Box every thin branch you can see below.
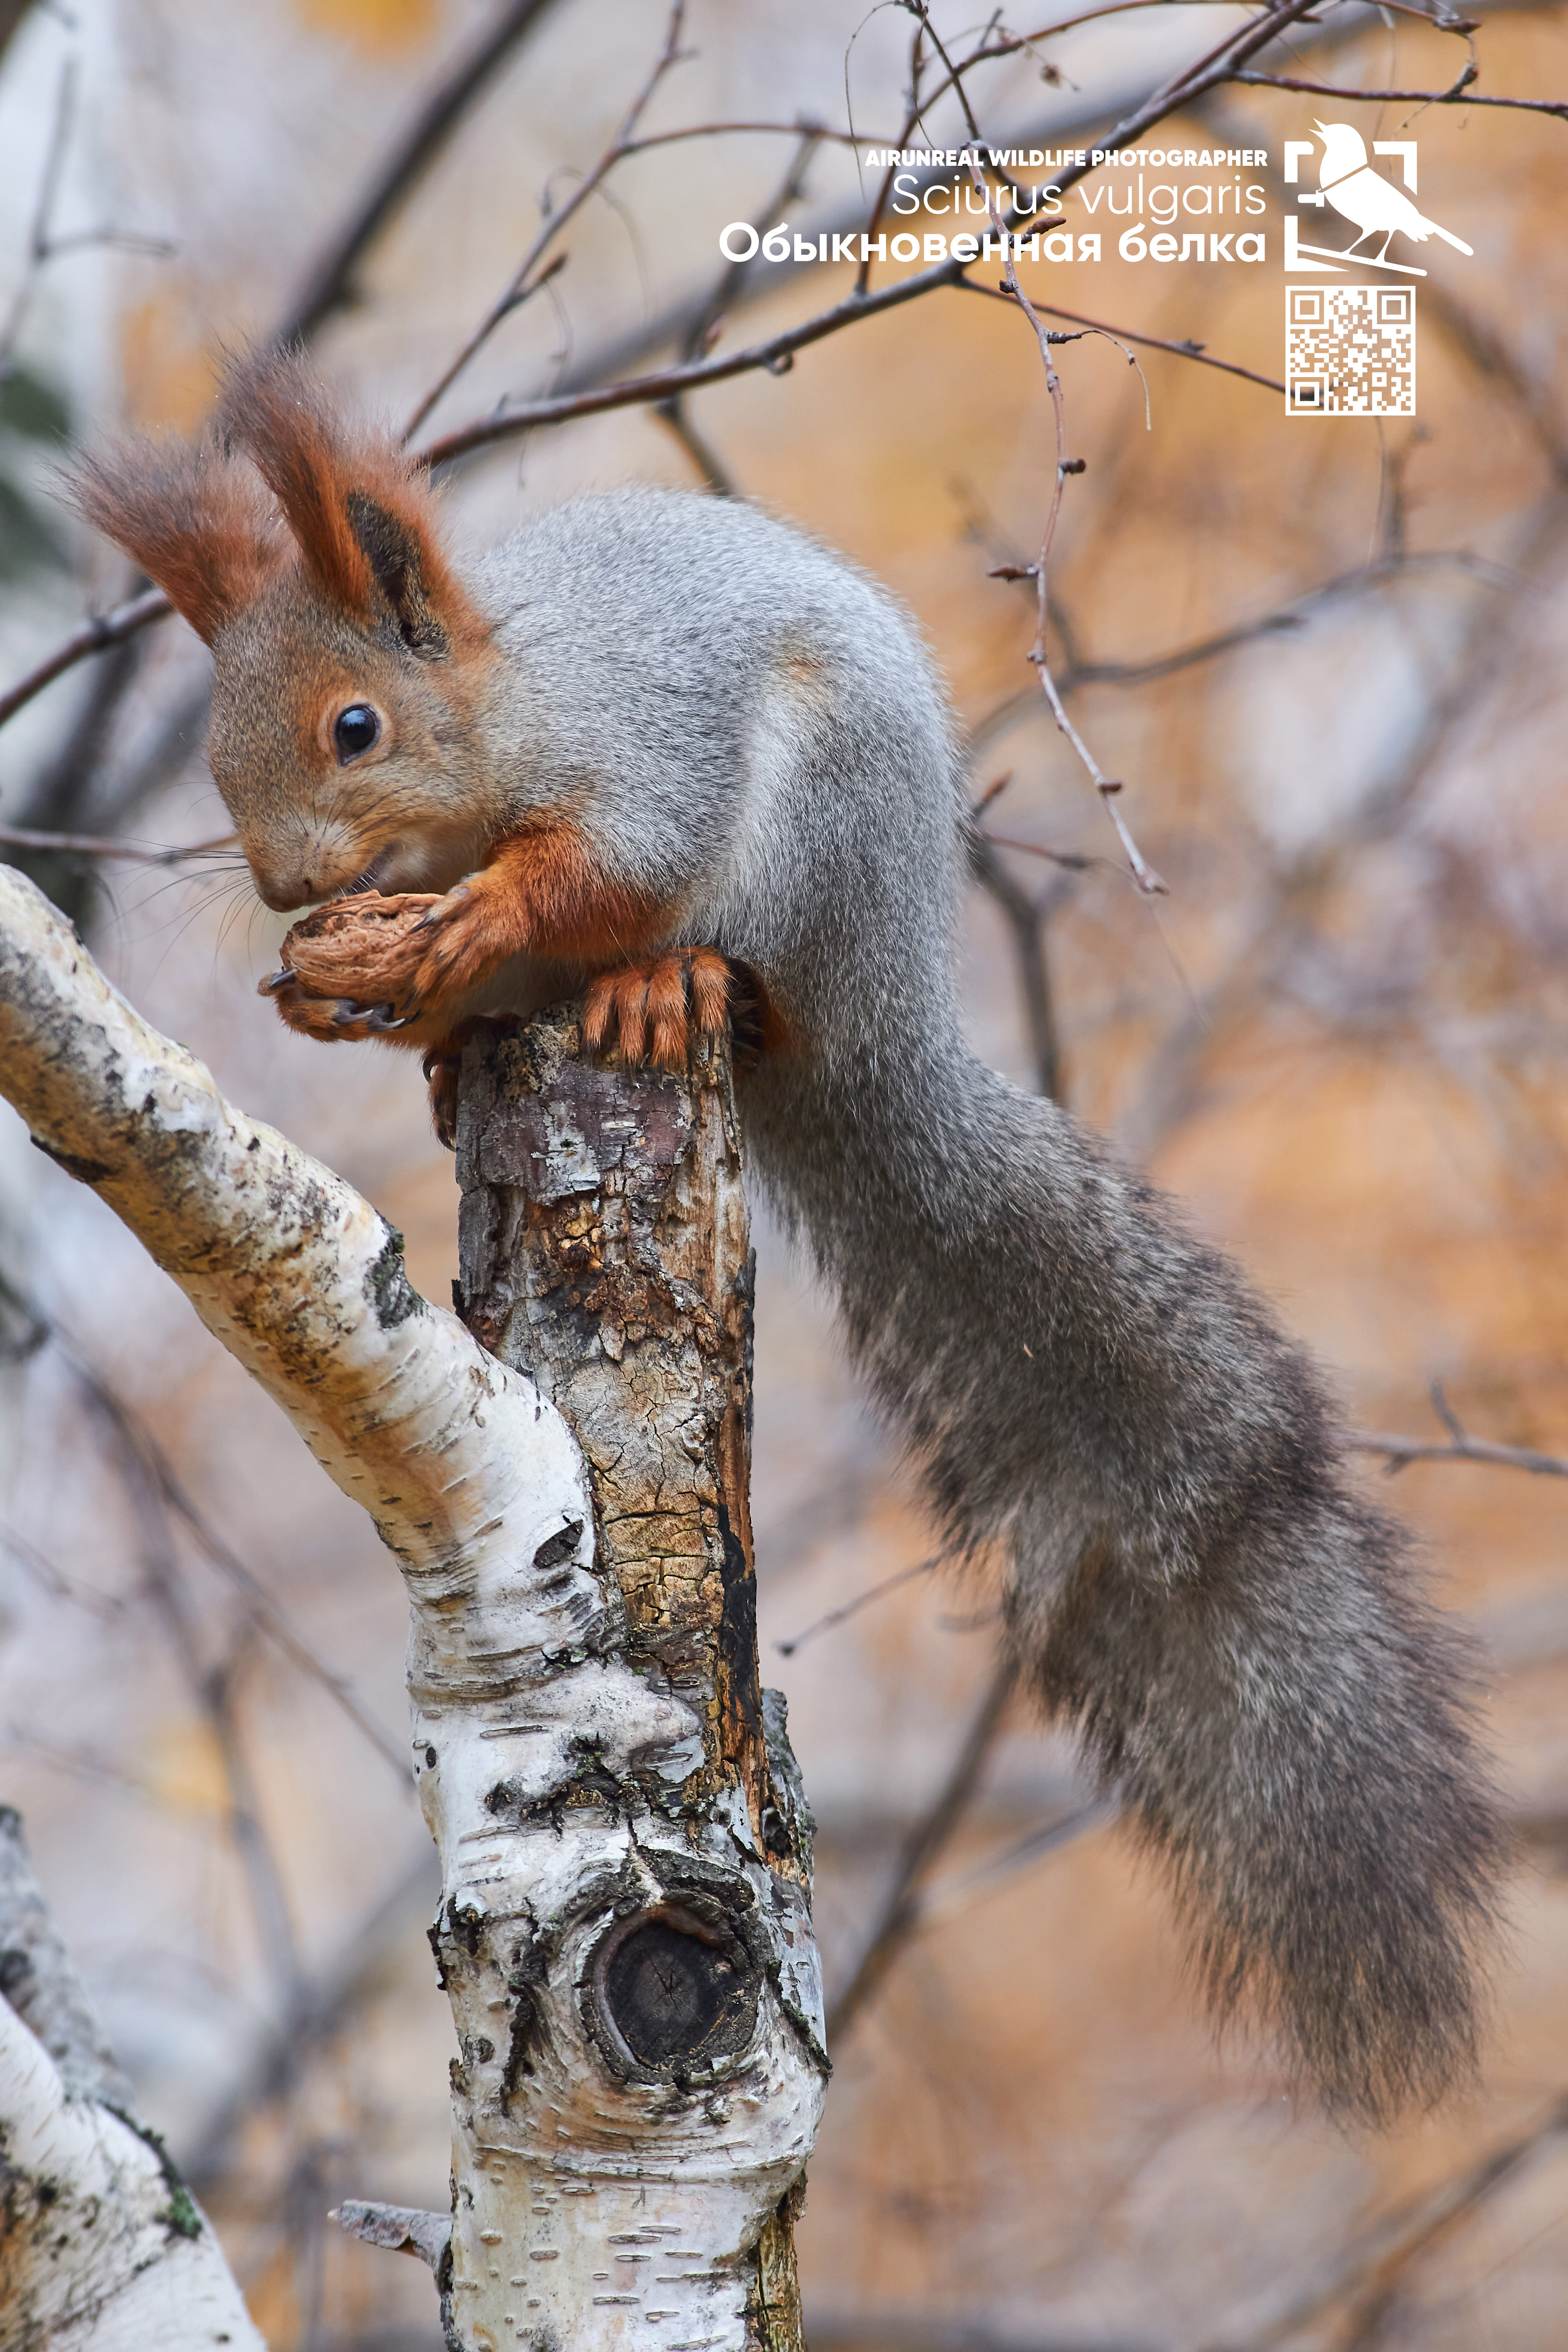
[419,252,972,462]
[654,399,742,495]
[110,1407,307,2009]
[404,0,691,438]
[275,0,568,348]
[958,279,1287,396]
[1230,65,1568,120]
[0,2,566,740]
[1353,1383,1568,1481]
[1357,1436,1568,1479]
[827,1653,1018,2042]
[0,588,171,731]
[1038,550,1508,704]
[978,833,1096,871]
[81,1353,411,1781]
[967,824,1067,1101]
[965,153,1166,895]
[0,60,174,379]
[654,127,822,494]
[1205,2094,1568,2351]
[0,1520,123,1619]
[0,1270,408,1779]
[774,1553,946,1657]
[0,6,1330,730]
[913,1798,1111,1928]
[1421,276,1568,485]
[1034,0,1330,209]
[423,0,1330,466]
[185,1845,438,2189]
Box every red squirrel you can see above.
[71,352,1504,2123]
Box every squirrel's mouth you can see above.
[327,844,398,901]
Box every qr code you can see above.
[1286,286,1415,417]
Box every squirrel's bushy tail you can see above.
[750,1045,1504,2122]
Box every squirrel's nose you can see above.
[254,869,315,913]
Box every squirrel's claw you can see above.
[583,947,732,1072]
[414,883,469,933]
[258,967,292,997]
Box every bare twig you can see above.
[958,279,1287,396]
[1230,66,1568,122]
[913,1798,1111,1928]
[422,0,1328,465]
[0,1,566,748]
[655,127,822,494]
[276,0,567,347]
[104,1402,307,2010]
[0,60,173,378]
[1354,1383,1568,1482]
[1203,2094,1568,2351]
[827,1653,1018,2042]
[0,1271,407,1778]
[967,826,1067,1102]
[0,8,1328,731]
[77,1350,410,1780]
[965,154,1165,896]
[404,0,691,438]
[1036,0,1329,208]
[419,254,972,462]
[978,833,1095,871]
[1421,277,1568,484]
[775,1553,946,1658]
[185,1845,439,2189]
[0,588,172,731]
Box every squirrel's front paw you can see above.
[277,870,530,1025]
[265,892,446,1030]
[261,971,395,1042]
[583,948,732,1071]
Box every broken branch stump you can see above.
[417,1009,826,2350]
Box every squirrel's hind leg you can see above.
[421,1025,478,1151]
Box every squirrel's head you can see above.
[67,353,497,911]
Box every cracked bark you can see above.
[0,867,824,2352]
[419,1010,824,2352]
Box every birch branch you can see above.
[0,864,826,2350]
[0,1808,265,2350]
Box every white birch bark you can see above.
[0,865,826,2352]
[0,1808,267,2350]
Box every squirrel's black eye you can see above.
[333,704,381,762]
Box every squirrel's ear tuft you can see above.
[218,347,469,659]
[343,488,451,659]
[63,435,277,646]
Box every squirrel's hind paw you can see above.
[421,1031,475,1151]
[583,948,732,1072]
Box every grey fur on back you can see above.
[470,486,1508,2118]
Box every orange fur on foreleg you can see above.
[266,820,672,1038]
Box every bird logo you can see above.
[1299,122,1473,268]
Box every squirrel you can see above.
[70,350,1504,2124]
